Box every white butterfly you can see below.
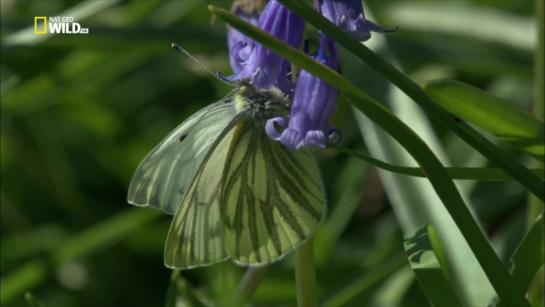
[128,84,326,269]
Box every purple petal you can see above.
[227,0,304,92]
[316,0,390,42]
[279,128,304,149]
[265,117,287,139]
[302,130,327,149]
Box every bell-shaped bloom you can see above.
[227,4,260,74]
[228,0,304,92]
[266,35,340,149]
[316,0,392,42]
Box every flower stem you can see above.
[230,267,268,306]
[295,238,318,307]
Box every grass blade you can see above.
[404,225,465,307]
[338,147,544,181]
[424,80,544,161]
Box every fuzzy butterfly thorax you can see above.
[234,84,290,121]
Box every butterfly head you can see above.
[235,84,290,121]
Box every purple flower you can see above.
[228,0,304,93]
[316,0,391,42]
[227,4,259,74]
[266,35,340,149]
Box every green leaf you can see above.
[511,213,544,293]
[276,0,544,202]
[527,266,544,307]
[424,80,544,161]
[338,147,544,181]
[208,5,530,307]
[404,225,465,307]
[496,213,544,307]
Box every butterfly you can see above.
[127,83,326,269]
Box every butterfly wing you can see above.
[127,99,236,215]
[221,120,326,266]
[163,124,239,269]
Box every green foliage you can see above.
[403,226,464,307]
[424,80,545,161]
[1,1,542,307]
[511,214,544,295]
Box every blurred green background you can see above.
[0,0,540,306]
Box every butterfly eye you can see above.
[328,128,343,146]
[178,134,187,142]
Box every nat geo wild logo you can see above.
[34,16,89,35]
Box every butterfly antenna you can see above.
[170,43,232,86]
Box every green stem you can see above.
[528,0,545,229]
[230,267,268,307]
[295,239,318,307]
[339,147,545,181]
[164,270,181,307]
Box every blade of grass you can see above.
[424,80,544,161]
[497,213,544,307]
[510,214,544,294]
[404,226,465,307]
[276,0,544,202]
[208,6,530,306]
[338,147,544,181]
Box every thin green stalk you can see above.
[338,147,545,181]
[528,0,545,229]
[230,268,268,307]
[165,270,181,307]
[295,239,317,307]
[207,6,531,306]
[277,0,544,202]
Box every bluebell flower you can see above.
[266,34,340,149]
[227,3,260,74]
[316,0,392,42]
[228,0,304,92]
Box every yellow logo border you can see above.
[34,16,47,35]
